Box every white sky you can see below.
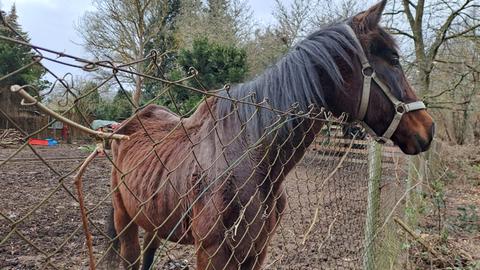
[0,0,280,76]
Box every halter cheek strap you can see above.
[343,24,426,143]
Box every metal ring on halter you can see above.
[362,66,374,77]
[395,103,406,114]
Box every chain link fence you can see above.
[0,16,435,270]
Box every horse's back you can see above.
[111,104,180,158]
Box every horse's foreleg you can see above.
[240,192,287,270]
[142,232,160,270]
[113,198,140,269]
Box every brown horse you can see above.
[106,1,435,269]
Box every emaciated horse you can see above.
[106,1,435,269]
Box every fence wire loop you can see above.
[82,62,99,72]
[188,66,199,76]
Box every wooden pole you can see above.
[363,140,382,270]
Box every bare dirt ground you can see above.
[3,142,468,270]
[0,145,112,269]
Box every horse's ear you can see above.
[352,0,387,31]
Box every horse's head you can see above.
[328,0,434,155]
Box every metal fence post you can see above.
[363,140,382,270]
[406,155,418,223]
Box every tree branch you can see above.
[428,0,474,62]
[387,27,415,39]
[445,23,480,40]
[402,0,416,29]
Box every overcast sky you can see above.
[0,0,282,80]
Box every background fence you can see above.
[0,16,442,270]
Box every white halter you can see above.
[344,24,426,143]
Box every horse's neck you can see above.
[271,119,323,170]
[228,118,321,202]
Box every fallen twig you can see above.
[317,216,337,251]
[393,217,442,259]
[302,207,319,245]
[74,142,104,270]
[317,135,356,190]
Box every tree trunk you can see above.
[132,73,142,108]
[417,63,432,96]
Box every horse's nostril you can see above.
[430,122,436,137]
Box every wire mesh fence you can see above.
[0,15,435,270]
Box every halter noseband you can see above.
[344,24,426,143]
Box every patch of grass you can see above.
[455,205,479,233]
[472,164,480,173]
[78,144,97,153]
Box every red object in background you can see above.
[61,125,69,141]
[28,138,49,145]
[111,122,121,131]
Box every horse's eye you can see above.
[391,53,400,66]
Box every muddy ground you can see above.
[0,143,415,269]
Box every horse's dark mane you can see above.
[216,23,360,142]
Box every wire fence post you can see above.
[406,152,422,229]
[363,141,382,270]
[363,140,382,270]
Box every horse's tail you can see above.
[104,205,120,269]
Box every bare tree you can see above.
[310,0,366,26]
[245,0,366,77]
[386,0,480,96]
[273,0,313,47]
[432,37,479,144]
[272,0,367,47]
[77,0,180,107]
[245,27,289,77]
[175,0,254,48]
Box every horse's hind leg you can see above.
[113,199,141,269]
[142,232,160,270]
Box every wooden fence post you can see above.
[363,140,382,270]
